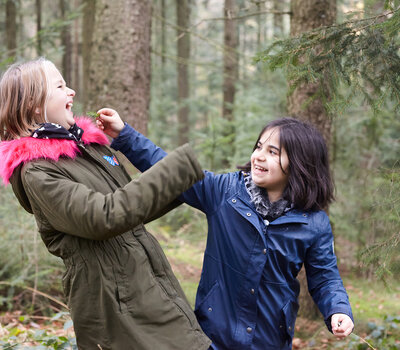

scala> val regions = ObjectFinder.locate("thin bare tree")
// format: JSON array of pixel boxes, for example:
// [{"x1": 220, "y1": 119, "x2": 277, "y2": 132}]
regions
[
  {"x1": 222, "y1": 0, "x2": 239, "y2": 168},
  {"x1": 176, "y1": 0, "x2": 191, "y2": 145}
]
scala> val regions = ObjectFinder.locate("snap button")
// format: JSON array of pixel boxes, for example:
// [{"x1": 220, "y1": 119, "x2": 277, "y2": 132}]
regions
[
  {"x1": 288, "y1": 326, "x2": 292, "y2": 331},
  {"x1": 279, "y1": 325, "x2": 283, "y2": 329},
  {"x1": 246, "y1": 213, "x2": 251, "y2": 217},
  {"x1": 303, "y1": 213, "x2": 307, "y2": 217},
  {"x1": 246, "y1": 327, "x2": 252, "y2": 333},
  {"x1": 263, "y1": 248, "x2": 267, "y2": 255},
  {"x1": 232, "y1": 199, "x2": 237, "y2": 203},
  {"x1": 250, "y1": 288, "x2": 255, "y2": 295},
  {"x1": 208, "y1": 307, "x2": 212, "y2": 312}
]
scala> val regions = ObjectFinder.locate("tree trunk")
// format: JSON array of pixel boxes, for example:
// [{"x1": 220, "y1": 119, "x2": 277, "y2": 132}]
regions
[
  {"x1": 6, "y1": 0, "x2": 17, "y2": 58},
  {"x1": 256, "y1": 1, "x2": 262, "y2": 51},
  {"x1": 81, "y1": 0, "x2": 96, "y2": 111},
  {"x1": 273, "y1": 0, "x2": 284, "y2": 37},
  {"x1": 221, "y1": 0, "x2": 239, "y2": 168},
  {"x1": 73, "y1": 0, "x2": 80, "y2": 92},
  {"x1": 161, "y1": 0, "x2": 166, "y2": 78},
  {"x1": 288, "y1": 0, "x2": 336, "y2": 320},
  {"x1": 288, "y1": 0, "x2": 336, "y2": 145},
  {"x1": 36, "y1": 0, "x2": 42, "y2": 55},
  {"x1": 18, "y1": 0, "x2": 24, "y2": 56},
  {"x1": 176, "y1": 0, "x2": 190, "y2": 146},
  {"x1": 88, "y1": 0, "x2": 151, "y2": 134},
  {"x1": 59, "y1": 0, "x2": 72, "y2": 84}
]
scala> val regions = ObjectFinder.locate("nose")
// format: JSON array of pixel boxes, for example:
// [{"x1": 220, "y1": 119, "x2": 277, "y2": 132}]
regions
[
  {"x1": 255, "y1": 150, "x2": 266, "y2": 161},
  {"x1": 67, "y1": 87, "x2": 76, "y2": 97}
]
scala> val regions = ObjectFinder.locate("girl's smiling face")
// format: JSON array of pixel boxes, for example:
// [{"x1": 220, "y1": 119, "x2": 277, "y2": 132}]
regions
[
  {"x1": 44, "y1": 66, "x2": 75, "y2": 129},
  {"x1": 250, "y1": 127, "x2": 289, "y2": 202}
]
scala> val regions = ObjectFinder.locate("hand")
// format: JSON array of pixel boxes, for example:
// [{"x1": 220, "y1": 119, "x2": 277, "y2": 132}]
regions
[
  {"x1": 96, "y1": 108, "x2": 125, "y2": 139},
  {"x1": 331, "y1": 313, "x2": 354, "y2": 339}
]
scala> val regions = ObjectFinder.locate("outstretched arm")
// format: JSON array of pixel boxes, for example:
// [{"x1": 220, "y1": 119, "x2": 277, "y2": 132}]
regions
[
  {"x1": 23, "y1": 143, "x2": 204, "y2": 240},
  {"x1": 97, "y1": 109, "x2": 226, "y2": 214},
  {"x1": 305, "y1": 212, "x2": 354, "y2": 338}
]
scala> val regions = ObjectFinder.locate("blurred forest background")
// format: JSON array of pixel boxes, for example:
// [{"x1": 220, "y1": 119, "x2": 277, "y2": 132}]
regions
[{"x1": 0, "y1": 0, "x2": 399, "y2": 348}]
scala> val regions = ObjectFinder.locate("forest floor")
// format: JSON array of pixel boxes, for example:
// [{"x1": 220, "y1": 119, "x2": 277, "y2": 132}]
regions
[{"x1": 1, "y1": 226, "x2": 399, "y2": 349}]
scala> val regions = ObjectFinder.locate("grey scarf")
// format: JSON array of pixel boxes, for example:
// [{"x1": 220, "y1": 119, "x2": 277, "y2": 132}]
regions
[{"x1": 243, "y1": 173, "x2": 292, "y2": 222}]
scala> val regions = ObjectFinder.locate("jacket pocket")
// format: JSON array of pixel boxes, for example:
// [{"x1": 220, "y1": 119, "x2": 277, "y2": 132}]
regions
[
  {"x1": 170, "y1": 289, "x2": 197, "y2": 328},
  {"x1": 281, "y1": 299, "x2": 299, "y2": 341},
  {"x1": 195, "y1": 280, "x2": 230, "y2": 344},
  {"x1": 61, "y1": 264, "x2": 74, "y2": 302},
  {"x1": 195, "y1": 280, "x2": 220, "y2": 313},
  {"x1": 61, "y1": 259, "x2": 94, "y2": 319},
  {"x1": 62, "y1": 255, "x2": 89, "y2": 307}
]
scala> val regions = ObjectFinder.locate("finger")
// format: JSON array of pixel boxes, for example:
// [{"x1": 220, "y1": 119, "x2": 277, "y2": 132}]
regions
[
  {"x1": 331, "y1": 315, "x2": 339, "y2": 332},
  {"x1": 343, "y1": 327, "x2": 353, "y2": 337},
  {"x1": 97, "y1": 107, "x2": 116, "y2": 116},
  {"x1": 98, "y1": 113, "x2": 116, "y2": 122},
  {"x1": 342, "y1": 320, "x2": 354, "y2": 336},
  {"x1": 96, "y1": 119, "x2": 104, "y2": 130},
  {"x1": 336, "y1": 325, "x2": 352, "y2": 338},
  {"x1": 337, "y1": 322, "x2": 353, "y2": 337},
  {"x1": 341, "y1": 317, "x2": 353, "y2": 328}
]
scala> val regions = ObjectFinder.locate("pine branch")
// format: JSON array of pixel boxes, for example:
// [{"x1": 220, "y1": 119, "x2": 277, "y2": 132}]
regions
[{"x1": 255, "y1": 8, "x2": 400, "y2": 114}]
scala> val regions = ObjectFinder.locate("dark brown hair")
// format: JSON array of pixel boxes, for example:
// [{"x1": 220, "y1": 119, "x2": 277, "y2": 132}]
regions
[{"x1": 240, "y1": 117, "x2": 334, "y2": 211}]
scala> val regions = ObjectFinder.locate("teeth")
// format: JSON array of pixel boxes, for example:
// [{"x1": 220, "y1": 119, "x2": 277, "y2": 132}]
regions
[
  {"x1": 67, "y1": 103, "x2": 73, "y2": 108},
  {"x1": 255, "y1": 165, "x2": 267, "y2": 171}
]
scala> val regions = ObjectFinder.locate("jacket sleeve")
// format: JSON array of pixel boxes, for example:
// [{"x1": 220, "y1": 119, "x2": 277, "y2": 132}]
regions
[
  {"x1": 304, "y1": 212, "x2": 354, "y2": 332},
  {"x1": 111, "y1": 123, "x2": 167, "y2": 172},
  {"x1": 22, "y1": 144, "x2": 204, "y2": 240},
  {"x1": 111, "y1": 123, "x2": 223, "y2": 214}
]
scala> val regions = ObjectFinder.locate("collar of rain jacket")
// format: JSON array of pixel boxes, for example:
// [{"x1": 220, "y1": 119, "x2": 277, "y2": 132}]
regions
[
  {"x1": 233, "y1": 173, "x2": 310, "y2": 226},
  {"x1": 0, "y1": 117, "x2": 109, "y2": 185}
]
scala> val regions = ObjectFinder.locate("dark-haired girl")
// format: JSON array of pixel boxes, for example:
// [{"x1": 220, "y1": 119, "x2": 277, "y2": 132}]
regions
[{"x1": 97, "y1": 110, "x2": 354, "y2": 350}]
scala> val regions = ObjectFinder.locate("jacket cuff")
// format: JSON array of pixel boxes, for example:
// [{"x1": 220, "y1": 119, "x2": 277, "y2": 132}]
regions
[{"x1": 110, "y1": 122, "x2": 137, "y2": 151}]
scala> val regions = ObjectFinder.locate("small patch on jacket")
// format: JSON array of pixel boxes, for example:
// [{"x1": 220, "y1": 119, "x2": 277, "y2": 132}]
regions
[{"x1": 103, "y1": 155, "x2": 119, "y2": 166}]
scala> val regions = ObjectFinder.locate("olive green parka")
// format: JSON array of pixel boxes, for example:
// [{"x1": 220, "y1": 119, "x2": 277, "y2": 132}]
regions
[{"x1": 0, "y1": 118, "x2": 211, "y2": 350}]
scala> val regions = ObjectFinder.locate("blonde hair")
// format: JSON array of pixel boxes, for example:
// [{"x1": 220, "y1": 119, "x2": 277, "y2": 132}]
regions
[{"x1": 0, "y1": 57, "x2": 57, "y2": 141}]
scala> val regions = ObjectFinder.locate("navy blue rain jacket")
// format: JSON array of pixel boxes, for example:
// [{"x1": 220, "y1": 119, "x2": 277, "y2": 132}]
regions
[{"x1": 111, "y1": 124, "x2": 353, "y2": 350}]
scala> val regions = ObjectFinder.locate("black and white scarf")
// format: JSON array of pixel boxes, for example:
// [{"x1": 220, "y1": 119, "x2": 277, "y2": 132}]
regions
[
  {"x1": 243, "y1": 172, "x2": 292, "y2": 222},
  {"x1": 31, "y1": 123, "x2": 84, "y2": 142}
]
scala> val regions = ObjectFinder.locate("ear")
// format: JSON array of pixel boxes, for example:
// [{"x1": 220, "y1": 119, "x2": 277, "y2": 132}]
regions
[{"x1": 35, "y1": 107, "x2": 41, "y2": 115}]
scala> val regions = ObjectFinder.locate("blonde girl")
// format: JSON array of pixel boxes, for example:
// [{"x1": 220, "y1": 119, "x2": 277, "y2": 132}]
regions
[{"x1": 0, "y1": 58, "x2": 211, "y2": 350}]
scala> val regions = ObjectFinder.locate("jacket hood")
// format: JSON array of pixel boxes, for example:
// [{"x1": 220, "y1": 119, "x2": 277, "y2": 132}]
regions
[
  {"x1": 0, "y1": 117, "x2": 109, "y2": 213},
  {"x1": 0, "y1": 117, "x2": 109, "y2": 186}
]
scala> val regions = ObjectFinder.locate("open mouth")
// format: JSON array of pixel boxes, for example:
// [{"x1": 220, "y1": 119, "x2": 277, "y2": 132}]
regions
[
  {"x1": 254, "y1": 165, "x2": 268, "y2": 172},
  {"x1": 66, "y1": 102, "x2": 73, "y2": 111}
]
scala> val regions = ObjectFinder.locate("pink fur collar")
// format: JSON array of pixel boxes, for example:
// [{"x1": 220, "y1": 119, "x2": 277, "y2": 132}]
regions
[{"x1": 0, "y1": 117, "x2": 109, "y2": 185}]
